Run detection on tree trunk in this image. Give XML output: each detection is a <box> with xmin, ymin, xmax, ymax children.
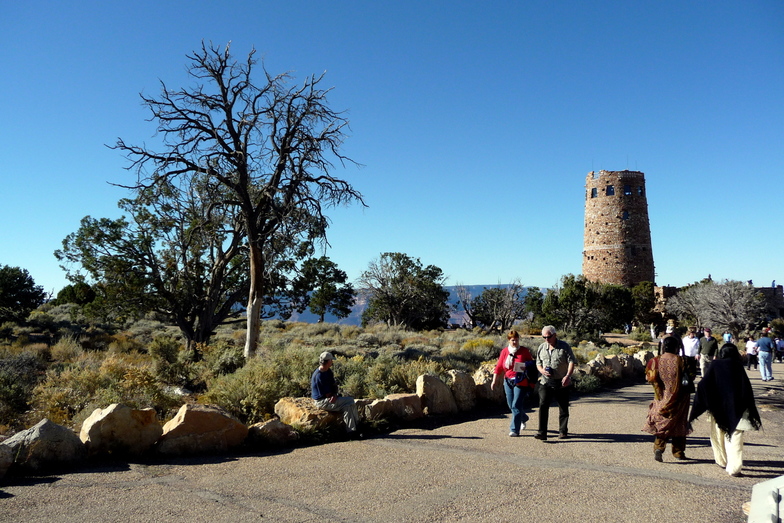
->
<box><xmin>244</xmin><ymin>244</ymin><xmax>264</xmax><ymax>358</ymax></box>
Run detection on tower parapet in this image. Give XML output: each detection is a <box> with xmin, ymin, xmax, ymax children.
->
<box><xmin>583</xmin><ymin>170</ymin><xmax>655</xmax><ymax>287</ymax></box>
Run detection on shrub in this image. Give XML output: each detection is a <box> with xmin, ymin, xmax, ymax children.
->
<box><xmin>125</xmin><ymin>318</ymin><xmax>170</xmax><ymax>345</ymax></box>
<box><xmin>50</xmin><ymin>335</ymin><xmax>83</xmax><ymax>361</ymax></box>
<box><xmin>0</xmin><ymin>351</ymin><xmax>47</xmax><ymax>430</ymax></box>
<box><xmin>573</xmin><ymin>374</ymin><xmax>601</xmax><ymax>393</ymax></box>
<box><xmin>0</xmin><ymin>322</ymin><xmax>16</xmax><ymax>340</ymax></box>
<box><xmin>202</xmin><ymin>339</ymin><xmax>245</xmax><ymax>377</ymax></box>
<box><xmin>460</xmin><ymin>338</ymin><xmax>497</xmax><ymax>354</ymax></box>
<box><xmin>30</xmin><ymin>352</ymin><xmax>180</xmax><ymax>428</ymax></box>
<box><xmin>382</xmin><ymin>356</ymin><xmax>447</xmax><ymax>394</ymax></box>
<box><xmin>629</xmin><ymin>329</ymin><xmax>653</xmax><ymax>342</ymax></box>
<box><xmin>356</xmin><ymin>332</ymin><xmax>380</xmax><ymax>348</ymax></box>
<box><xmin>202</xmin><ymin>342</ymin><xmax>321</xmax><ymax>422</ymax></box>
<box><xmin>108</xmin><ymin>333</ymin><xmax>146</xmax><ymax>354</ymax></box>
<box><xmin>148</xmin><ymin>335</ymin><xmax>182</xmax><ymax>364</ymax></box>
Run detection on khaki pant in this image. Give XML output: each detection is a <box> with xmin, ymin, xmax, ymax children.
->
<box><xmin>699</xmin><ymin>354</ymin><xmax>712</xmax><ymax>377</ymax></box>
<box><xmin>709</xmin><ymin>418</ymin><xmax>744</xmax><ymax>476</ymax></box>
<box><xmin>314</xmin><ymin>396</ymin><xmax>359</xmax><ymax>433</ymax></box>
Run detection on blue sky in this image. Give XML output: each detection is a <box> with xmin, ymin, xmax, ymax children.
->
<box><xmin>2</xmin><ymin>1</ymin><xmax>783</xmax><ymax>297</ymax></box>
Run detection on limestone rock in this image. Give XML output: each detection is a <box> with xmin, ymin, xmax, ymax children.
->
<box><xmin>473</xmin><ymin>363</ymin><xmax>505</xmax><ymax>404</ymax></box>
<box><xmin>80</xmin><ymin>403</ymin><xmax>162</xmax><ymax>457</ymax></box>
<box><xmin>604</xmin><ymin>354</ymin><xmax>624</xmax><ymax>378</ymax></box>
<box><xmin>366</xmin><ymin>393</ymin><xmax>423</xmax><ymax>421</ymax></box>
<box><xmin>2</xmin><ymin>418</ymin><xmax>85</xmax><ymax>472</ymax></box>
<box><xmin>586</xmin><ymin>358</ymin><xmax>603</xmax><ymax>376</ymax></box>
<box><xmin>247</xmin><ymin>419</ymin><xmax>299</xmax><ymax>447</ymax></box>
<box><xmin>618</xmin><ymin>353</ymin><xmax>637</xmax><ymax>379</ymax></box>
<box><xmin>355</xmin><ymin>398</ymin><xmax>374</xmax><ymax>423</ymax></box>
<box><xmin>634</xmin><ymin>350</ymin><xmax>655</xmax><ymax>370</ymax></box>
<box><xmin>416</xmin><ymin>374</ymin><xmax>458</xmax><ymax>415</ymax></box>
<box><xmin>0</xmin><ymin>443</ymin><xmax>14</xmax><ymax>482</ymax></box>
<box><xmin>274</xmin><ymin>397</ymin><xmax>340</xmax><ymax>431</ymax></box>
<box><xmin>157</xmin><ymin>404</ymin><xmax>248</xmax><ymax>456</ymax></box>
<box><xmin>448</xmin><ymin>369</ymin><xmax>476</xmax><ymax>411</ymax></box>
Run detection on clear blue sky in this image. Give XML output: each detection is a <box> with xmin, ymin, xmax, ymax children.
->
<box><xmin>2</xmin><ymin>1</ymin><xmax>783</xmax><ymax>297</ymax></box>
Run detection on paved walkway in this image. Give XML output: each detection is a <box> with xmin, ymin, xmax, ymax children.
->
<box><xmin>1</xmin><ymin>367</ymin><xmax>782</xmax><ymax>522</ymax></box>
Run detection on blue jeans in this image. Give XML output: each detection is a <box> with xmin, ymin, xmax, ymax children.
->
<box><xmin>758</xmin><ymin>351</ymin><xmax>773</xmax><ymax>381</ymax></box>
<box><xmin>503</xmin><ymin>379</ymin><xmax>529</xmax><ymax>433</ymax></box>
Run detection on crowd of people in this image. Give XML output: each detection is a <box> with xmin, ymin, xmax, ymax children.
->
<box><xmin>310</xmin><ymin>324</ymin><xmax>770</xmax><ymax>478</ymax></box>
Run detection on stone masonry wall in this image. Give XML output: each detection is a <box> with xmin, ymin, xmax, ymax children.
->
<box><xmin>583</xmin><ymin>170</ymin><xmax>655</xmax><ymax>286</ymax></box>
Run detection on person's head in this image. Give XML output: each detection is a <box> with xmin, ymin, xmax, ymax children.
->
<box><xmin>542</xmin><ymin>325</ymin><xmax>557</xmax><ymax>344</ymax></box>
<box><xmin>661</xmin><ymin>335</ymin><xmax>681</xmax><ymax>355</ymax></box>
<box><xmin>319</xmin><ymin>351</ymin><xmax>335</xmax><ymax>368</ymax></box>
<box><xmin>687</xmin><ymin>329</ymin><xmax>696</xmax><ymax>338</ymax></box>
<box><xmin>718</xmin><ymin>343</ymin><xmax>742</xmax><ymax>362</ymax></box>
<box><xmin>507</xmin><ymin>330</ymin><xmax>520</xmax><ymax>347</ymax></box>
<box><xmin>704</xmin><ymin>327</ymin><xmax>712</xmax><ymax>337</ymax></box>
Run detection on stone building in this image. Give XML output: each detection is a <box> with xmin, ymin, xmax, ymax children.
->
<box><xmin>583</xmin><ymin>170</ymin><xmax>655</xmax><ymax>287</ymax></box>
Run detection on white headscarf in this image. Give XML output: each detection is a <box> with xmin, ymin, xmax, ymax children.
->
<box><xmin>504</xmin><ymin>344</ymin><xmax>519</xmax><ymax>370</ymax></box>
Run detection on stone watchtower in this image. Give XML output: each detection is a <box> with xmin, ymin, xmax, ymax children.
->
<box><xmin>582</xmin><ymin>170</ymin><xmax>655</xmax><ymax>287</ymax></box>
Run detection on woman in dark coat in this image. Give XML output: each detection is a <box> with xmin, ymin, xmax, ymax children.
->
<box><xmin>643</xmin><ymin>336</ymin><xmax>693</xmax><ymax>461</ymax></box>
<box><xmin>689</xmin><ymin>343</ymin><xmax>762</xmax><ymax>477</ymax></box>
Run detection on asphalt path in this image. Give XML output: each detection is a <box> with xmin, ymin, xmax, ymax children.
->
<box><xmin>1</xmin><ymin>367</ymin><xmax>782</xmax><ymax>523</ymax></box>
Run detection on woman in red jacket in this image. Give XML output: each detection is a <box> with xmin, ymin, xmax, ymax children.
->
<box><xmin>491</xmin><ymin>330</ymin><xmax>535</xmax><ymax>437</ymax></box>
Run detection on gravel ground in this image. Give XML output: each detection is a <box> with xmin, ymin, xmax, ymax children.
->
<box><xmin>1</xmin><ymin>367</ymin><xmax>782</xmax><ymax>523</ymax></box>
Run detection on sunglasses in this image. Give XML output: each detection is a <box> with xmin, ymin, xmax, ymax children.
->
<box><xmin>542</xmin><ymin>334</ymin><xmax>553</xmax><ymax>339</ymax></box>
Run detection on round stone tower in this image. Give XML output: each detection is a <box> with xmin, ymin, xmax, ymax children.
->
<box><xmin>582</xmin><ymin>170</ymin><xmax>655</xmax><ymax>287</ymax></box>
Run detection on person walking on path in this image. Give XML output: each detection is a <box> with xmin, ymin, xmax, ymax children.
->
<box><xmin>689</xmin><ymin>343</ymin><xmax>762</xmax><ymax>477</ymax></box>
<box><xmin>534</xmin><ymin>325</ymin><xmax>577</xmax><ymax>441</ymax></box>
<box><xmin>682</xmin><ymin>328</ymin><xmax>701</xmax><ymax>379</ymax></box>
<box><xmin>311</xmin><ymin>351</ymin><xmax>362</xmax><ymax>439</ymax></box>
<box><xmin>699</xmin><ymin>327</ymin><xmax>719</xmax><ymax>377</ymax></box>
<box><xmin>643</xmin><ymin>336</ymin><xmax>693</xmax><ymax>462</ymax></box>
<box><xmin>755</xmin><ymin>330</ymin><xmax>776</xmax><ymax>381</ymax></box>
<box><xmin>491</xmin><ymin>330</ymin><xmax>535</xmax><ymax>437</ymax></box>
<box><xmin>745</xmin><ymin>336</ymin><xmax>758</xmax><ymax>370</ymax></box>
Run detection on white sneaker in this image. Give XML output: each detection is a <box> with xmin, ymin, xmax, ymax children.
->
<box><xmin>521</xmin><ymin>422</ymin><xmax>526</xmax><ymax>431</ymax></box>
<box><xmin>508</xmin><ymin>431</ymin><xmax>519</xmax><ymax>437</ymax></box>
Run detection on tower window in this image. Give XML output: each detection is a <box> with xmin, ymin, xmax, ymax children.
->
<box><xmin>590</xmin><ymin>188</ymin><xmax>598</xmax><ymax>198</ymax></box>
<box><xmin>605</xmin><ymin>185</ymin><xmax>615</xmax><ymax>196</ymax></box>
<box><xmin>623</xmin><ymin>185</ymin><xmax>632</xmax><ymax>195</ymax></box>
<box><xmin>622</xmin><ymin>211</ymin><xmax>629</xmax><ymax>220</ymax></box>
<box><xmin>637</xmin><ymin>186</ymin><xmax>644</xmax><ymax>196</ymax></box>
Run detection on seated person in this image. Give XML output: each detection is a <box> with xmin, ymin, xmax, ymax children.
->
<box><xmin>311</xmin><ymin>351</ymin><xmax>362</xmax><ymax>439</ymax></box>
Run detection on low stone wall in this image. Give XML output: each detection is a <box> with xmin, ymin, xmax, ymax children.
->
<box><xmin>0</xmin><ymin>351</ymin><xmax>653</xmax><ymax>482</ymax></box>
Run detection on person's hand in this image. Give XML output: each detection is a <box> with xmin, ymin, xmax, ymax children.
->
<box><xmin>562</xmin><ymin>375</ymin><xmax>572</xmax><ymax>387</ymax></box>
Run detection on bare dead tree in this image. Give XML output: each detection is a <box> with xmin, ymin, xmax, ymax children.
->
<box><xmin>113</xmin><ymin>42</ymin><xmax>364</xmax><ymax>357</ymax></box>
